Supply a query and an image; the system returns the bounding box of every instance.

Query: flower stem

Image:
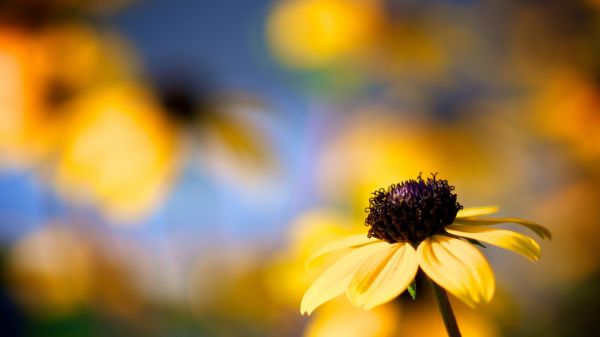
[429,278,462,337]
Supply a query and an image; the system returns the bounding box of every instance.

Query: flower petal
[446,224,541,261]
[456,206,499,219]
[346,242,419,310]
[455,217,552,240]
[305,234,379,270]
[417,236,495,308]
[301,243,384,315]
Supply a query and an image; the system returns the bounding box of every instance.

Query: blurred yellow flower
[0,26,53,167]
[301,175,551,315]
[267,0,381,69]
[35,23,140,98]
[0,23,140,168]
[54,83,178,223]
[7,226,94,316]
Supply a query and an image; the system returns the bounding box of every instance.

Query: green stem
[429,277,462,337]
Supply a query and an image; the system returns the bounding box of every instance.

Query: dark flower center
[365,174,462,244]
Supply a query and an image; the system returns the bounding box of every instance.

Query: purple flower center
[365,174,462,244]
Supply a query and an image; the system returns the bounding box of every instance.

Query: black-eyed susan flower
[301,174,551,315]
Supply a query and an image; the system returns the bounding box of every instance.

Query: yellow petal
[300,243,383,315]
[417,236,495,308]
[446,224,541,261]
[455,217,552,240]
[305,234,379,270]
[347,242,418,310]
[456,206,499,219]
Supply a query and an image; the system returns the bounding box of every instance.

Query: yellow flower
[7,225,94,316]
[266,0,381,69]
[54,83,178,222]
[301,174,551,315]
[0,26,53,167]
[0,23,140,168]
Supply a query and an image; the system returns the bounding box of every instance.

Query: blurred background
[1,0,599,336]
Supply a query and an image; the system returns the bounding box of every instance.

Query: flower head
[301,174,551,314]
[366,174,461,244]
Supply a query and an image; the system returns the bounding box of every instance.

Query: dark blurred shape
[0,0,132,28]
[0,251,24,337]
[0,0,77,29]
[155,68,214,125]
[554,271,600,337]
[153,66,279,188]
[0,290,24,337]
[158,78,199,124]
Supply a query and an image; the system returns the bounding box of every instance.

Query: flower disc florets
[365,174,462,244]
